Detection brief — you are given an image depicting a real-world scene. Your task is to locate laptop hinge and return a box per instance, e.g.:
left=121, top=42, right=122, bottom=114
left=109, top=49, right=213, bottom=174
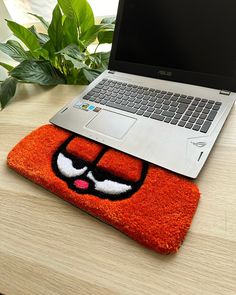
left=220, top=90, right=231, bottom=96
left=108, top=70, right=115, bottom=74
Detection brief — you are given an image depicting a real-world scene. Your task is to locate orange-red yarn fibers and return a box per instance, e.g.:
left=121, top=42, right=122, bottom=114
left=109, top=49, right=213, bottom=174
left=7, top=124, right=200, bottom=254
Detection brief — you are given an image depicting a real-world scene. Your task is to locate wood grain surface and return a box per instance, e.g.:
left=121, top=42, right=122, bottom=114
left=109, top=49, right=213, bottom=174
left=0, top=83, right=236, bottom=295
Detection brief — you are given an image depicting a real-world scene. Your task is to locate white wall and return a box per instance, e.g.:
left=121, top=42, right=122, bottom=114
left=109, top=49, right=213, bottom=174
left=3, top=0, right=119, bottom=24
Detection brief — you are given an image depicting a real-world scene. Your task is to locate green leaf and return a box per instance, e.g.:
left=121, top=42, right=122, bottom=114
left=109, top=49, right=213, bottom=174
left=58, top=0, right=94, bottom=34
left=80, top=25, right=104, bottom=47
left=0, top=62, right=14, bottom=71
left=6, top=20, right=41, bottom=56
left=98, top=30, right=114, bottom=44
left=57, top=44, right=85, bottom=61
left=62, top=16, right=78, bottom=47
left=0, top=40, right=34, bottom=62
left=89, top=52, right=110, bottom=69
left=101, top=17, right=116, bottom=24
left=10, top=60, right=65, bottom=85
left=28, top=12, right=49, bottom=30
left=0, top=77, right=17, bottom=109
left=28, top=26, right=50, bottom=46
left=61, top=54, right=87, bottom=70
left=48, top=4, right=64, bottom=51
left=58, top=0, right=75, bottom=19
left=79, top=68, right=101, bottom=84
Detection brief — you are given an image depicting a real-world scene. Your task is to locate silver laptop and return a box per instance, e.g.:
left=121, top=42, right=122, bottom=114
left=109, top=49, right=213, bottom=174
left=50, top=0, right=236, bottom=178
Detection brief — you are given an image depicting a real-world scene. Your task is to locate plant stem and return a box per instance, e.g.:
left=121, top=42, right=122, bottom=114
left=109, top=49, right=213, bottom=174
left=94, top=43, right=100, bottom=53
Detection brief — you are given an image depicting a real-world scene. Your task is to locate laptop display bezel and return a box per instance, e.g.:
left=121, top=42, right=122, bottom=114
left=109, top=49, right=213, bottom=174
left=109, top=0, right=236, bottom=92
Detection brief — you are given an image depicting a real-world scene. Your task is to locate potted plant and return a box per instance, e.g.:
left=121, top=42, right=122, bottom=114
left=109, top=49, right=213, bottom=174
left=0, top=0, right=115, bottom=109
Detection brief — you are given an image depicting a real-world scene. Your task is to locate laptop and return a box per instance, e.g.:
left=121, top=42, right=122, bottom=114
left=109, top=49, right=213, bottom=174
left=50, top=0, right=236, bottom=178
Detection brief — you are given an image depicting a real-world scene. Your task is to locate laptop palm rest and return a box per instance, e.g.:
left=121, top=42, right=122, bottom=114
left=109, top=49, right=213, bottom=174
left=86, top=110, right=136, bottom=139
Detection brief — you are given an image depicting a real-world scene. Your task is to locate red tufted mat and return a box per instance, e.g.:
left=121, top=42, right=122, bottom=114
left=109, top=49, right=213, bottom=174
left=7, top=124, right=200, bottom=254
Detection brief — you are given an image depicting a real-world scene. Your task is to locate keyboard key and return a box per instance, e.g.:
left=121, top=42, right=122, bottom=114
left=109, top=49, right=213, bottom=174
left=157, top=94, right=165, bottom=98
left=185, top=122, right=193, bottom=129
left=182, top=115, right=189, bottom=121
left=141, top=105, right=148, bottom=111
left=199, top=102, right=206, bottom=107
left=100, top=99, right=108, bottom=105
left=162, top=105, right=169, bottom=111
left=213, top=104, right=220, bottom=111
left=175, top=114, right=182, bottom=119
left=163, top=100, right=171, bottom=105
left=188, top=105, right=196, bottom=111
left=148, top=102, right=155, bottom=107
left=207, top=110, right=217, bottom=121
left=155, top=103, right=162, bottom=109
left=128, top=102, right=134, bottom=107
left=162, top=110, right=175, bottom=117
left=154, top=109, right=162, bottom=114
left=185, top=110, right=193, bottom=116
left=192, top=100, right=199, bottom=106
left=148, top=107, right=155, bottom=112
left=83, top=95, right=90, bottom=100
left=163, top=95, right=171, bottom=100
left=143, top=111, right=152, bottom=117
left=200, top=121, right=211, bottom=133
left=106, top=102, right=137, bottom=113
left=205, top=103, right=213, bottom=109
left=128, top=97, right=135, bottom=102
left=149, top=97, right=157, bottom=102
left=150, top=114, right=165, bottom=121
left=164, top=117, right=171, bottom=123
left=178, top=97, right=191, bottom=104
left=177, top=104, right=188, bottom=114
left=170, top=101, right=178, bottom=107
left=199, top=113, right=207, bottom=119
left=170, top=96, right=178, bottom=101
left=137, top=110, right=144, bottom=115
left=196, top=107, right=203, bottom=113
left=157, top=98, right=164, bottom=104
left=178, top=121, right=186, bottom=127
left=196, top=119, right=204, bottom=125
left=169, top=106, right=177, bottom=112
left=215, top=101, right=222, bottom=105
left=202, top=108, right=210, bottom=114
left=171, top=118, right=178, bottom=125
left=192, top=112, right=200, bottom=117
left=189, top=117, right=196, bottom=123
left=193, top=124, right=201, bottom=131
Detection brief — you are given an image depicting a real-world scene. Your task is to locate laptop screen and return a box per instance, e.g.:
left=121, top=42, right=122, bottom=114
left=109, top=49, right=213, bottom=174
left=109, top=0, right=236, bottom=91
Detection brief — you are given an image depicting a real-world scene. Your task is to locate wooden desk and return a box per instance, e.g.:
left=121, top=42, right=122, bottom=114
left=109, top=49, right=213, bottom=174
left=0, top=83, right=236, bottom=295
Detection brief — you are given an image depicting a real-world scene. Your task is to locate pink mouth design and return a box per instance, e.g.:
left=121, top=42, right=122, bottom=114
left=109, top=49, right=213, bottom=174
left=74, top=179, right=89, bottom=190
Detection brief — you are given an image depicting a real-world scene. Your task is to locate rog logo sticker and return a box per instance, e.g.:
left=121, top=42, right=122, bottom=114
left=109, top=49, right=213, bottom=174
left=52, top=136, right=148, bottom=201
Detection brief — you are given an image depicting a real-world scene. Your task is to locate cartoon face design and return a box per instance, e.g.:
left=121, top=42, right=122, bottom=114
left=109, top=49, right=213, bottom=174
left=52, top=136, right=148, bottom=200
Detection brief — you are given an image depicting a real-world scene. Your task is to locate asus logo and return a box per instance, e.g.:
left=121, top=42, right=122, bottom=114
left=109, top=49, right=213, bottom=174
left=158, top=70, right=172, bottom=77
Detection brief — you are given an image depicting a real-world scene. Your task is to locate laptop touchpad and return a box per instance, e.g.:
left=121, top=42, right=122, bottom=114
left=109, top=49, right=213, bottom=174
left=86, top=110, right=136, bottom=139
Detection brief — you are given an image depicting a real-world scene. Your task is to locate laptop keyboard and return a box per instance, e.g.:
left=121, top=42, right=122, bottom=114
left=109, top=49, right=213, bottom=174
left=79, top=78, right=222, bottom=133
